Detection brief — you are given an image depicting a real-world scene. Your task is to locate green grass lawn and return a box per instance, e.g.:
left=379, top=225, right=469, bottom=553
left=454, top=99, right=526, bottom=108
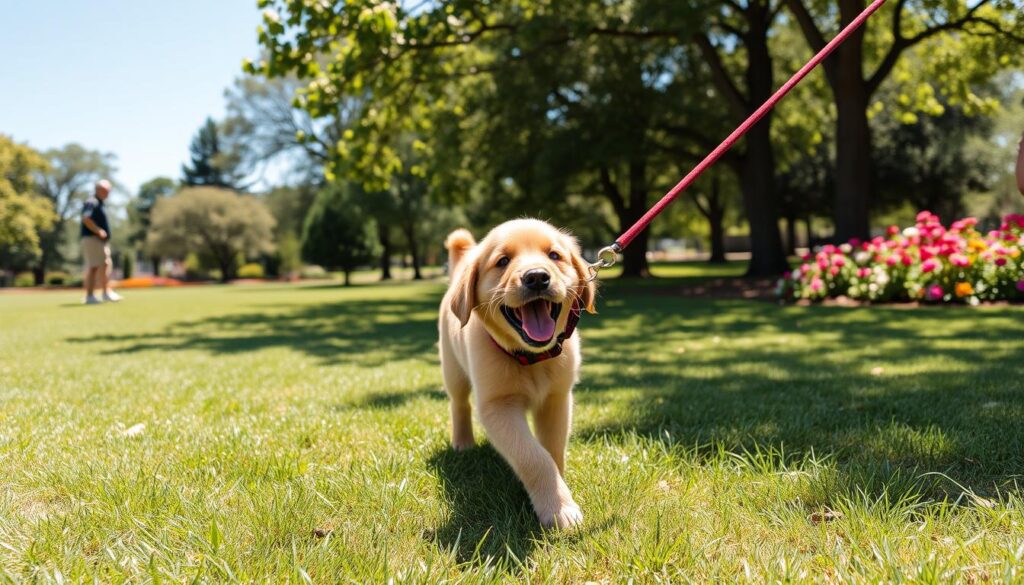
left=2, top=274, right=1023, bottom=582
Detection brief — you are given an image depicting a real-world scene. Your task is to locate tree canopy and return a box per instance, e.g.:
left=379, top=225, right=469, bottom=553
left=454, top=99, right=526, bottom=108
left=0, top=136, right=55, bottom=263
left=147, top=187, right=275, bottom=282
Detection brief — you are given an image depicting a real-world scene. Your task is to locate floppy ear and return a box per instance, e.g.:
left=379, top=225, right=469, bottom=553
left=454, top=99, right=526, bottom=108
left=569, top=246, right=597, bottom=314
left=449, top=257, right=479, bottom=327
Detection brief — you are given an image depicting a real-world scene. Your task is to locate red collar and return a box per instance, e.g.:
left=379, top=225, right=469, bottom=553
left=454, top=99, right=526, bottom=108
left=488, top=300, right=582, bottom=365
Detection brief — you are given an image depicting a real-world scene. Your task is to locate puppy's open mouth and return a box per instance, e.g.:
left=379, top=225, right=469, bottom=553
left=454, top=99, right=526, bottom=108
left=501, top=299, right=562, bottom=347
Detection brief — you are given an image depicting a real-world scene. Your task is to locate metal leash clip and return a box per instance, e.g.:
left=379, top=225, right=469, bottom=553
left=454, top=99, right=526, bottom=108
left=586, top=244, right=620, bottom=282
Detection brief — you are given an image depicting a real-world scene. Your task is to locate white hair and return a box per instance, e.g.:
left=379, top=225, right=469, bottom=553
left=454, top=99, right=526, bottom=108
left=95, top=179, right=112, bottom=191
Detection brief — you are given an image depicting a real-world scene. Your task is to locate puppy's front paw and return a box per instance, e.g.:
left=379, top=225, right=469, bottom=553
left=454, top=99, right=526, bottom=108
left=538, top=500, right=583, bottom=530
left=451, top=436, right=475, bottom=451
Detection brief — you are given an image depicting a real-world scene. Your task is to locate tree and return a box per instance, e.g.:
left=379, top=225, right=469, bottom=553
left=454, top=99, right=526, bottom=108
left=873, top=103, right=995, bottom=221
left=36, top=144, right=117, bottom=284
left=784, top=0, right=1023, bottom=240
left=252, top=0, right=818, bottom=276
left=147, top=187, right=275, bottom=282
left=128, top=177, right=176, bottom=275
left=0, top=136, right=55, bottom=271
left=221, top=75, right=352, bottom=185
left=181, top=118, right=247, bottom=189
left=301, top=184, right=378, bottom=286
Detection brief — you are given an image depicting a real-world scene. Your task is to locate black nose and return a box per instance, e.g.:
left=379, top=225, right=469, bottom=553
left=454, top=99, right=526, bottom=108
left=522, top=269, right=551, bottom=291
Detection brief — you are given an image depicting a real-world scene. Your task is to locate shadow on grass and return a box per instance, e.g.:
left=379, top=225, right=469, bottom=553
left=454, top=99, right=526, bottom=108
left=62, top=277, right=1024, bottom=562
left=65, top=292, right=443, bottom=366
left=576, top=287, right=1024, bottom=497
left=426, top=446, right=539, bottom=568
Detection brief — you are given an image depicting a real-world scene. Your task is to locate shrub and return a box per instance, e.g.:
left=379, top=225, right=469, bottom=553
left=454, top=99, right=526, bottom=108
left=299, top=265, right=327, bottom=279
left=14, top=272, right=35, bottom=287
left=782, top=212, right=1024, bottom=304
left=46, top=271, right=70, bottom=286
left=237, top=262, right=265, bottom=279
left=122, top=254, right=134, bottom=279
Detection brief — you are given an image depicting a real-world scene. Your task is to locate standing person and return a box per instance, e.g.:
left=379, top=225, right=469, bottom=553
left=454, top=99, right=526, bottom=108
left=81, top=180, right=123, bottom=304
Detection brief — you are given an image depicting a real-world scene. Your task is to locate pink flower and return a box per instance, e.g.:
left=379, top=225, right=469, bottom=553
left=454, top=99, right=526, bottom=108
left=886, top=256, right=898, bottom=267
left=829, top=266, right=840, bottom=276
left=927, top=285, right=944, bottom=301
left=1017, top=280, right=1024, bottom=293
left=995, top=257, right=1007, bottom=267
left=810, top=278, right=823, bottom=292
left=832, top=255, right=846, bottom=267
left=857, top=268, right=871, bottom=278
left=950, top=254, right=970, bottom=268
left=902, top=255, right=913, bottom=267
left=887, top=225, right=900, bottom=236
left=921, top=259, right=939, bottom=273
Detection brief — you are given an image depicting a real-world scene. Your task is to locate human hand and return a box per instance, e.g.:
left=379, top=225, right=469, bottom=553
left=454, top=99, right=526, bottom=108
left=98, top=229, right=108, bottom=240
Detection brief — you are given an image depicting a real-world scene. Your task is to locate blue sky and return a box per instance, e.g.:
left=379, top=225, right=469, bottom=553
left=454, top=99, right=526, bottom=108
left=0, top=0, right=263, bottom=196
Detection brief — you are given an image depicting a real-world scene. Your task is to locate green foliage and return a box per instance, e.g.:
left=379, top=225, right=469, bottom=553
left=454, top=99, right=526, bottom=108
left=0, top=135, right=56, bottom=262
left=298, top=264, right=327, bottom=279
left=301, top=184, right=378, bottom=285
left=45, top=271, right=70, bottom=286
left=148, top=187, right=276, bottom=282
left=13, top=271, right=34, bottom=287
left=181, top=118, right=247, bottom=190
left=128, top=177, right=176, bottom=247
left=122, top=254, right=134, bottom=280
left=237, top=262, right=266, bottom=279
left=275, top=231, right=303, bottom=276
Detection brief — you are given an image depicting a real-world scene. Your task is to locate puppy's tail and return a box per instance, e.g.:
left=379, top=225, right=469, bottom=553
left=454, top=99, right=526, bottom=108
left=445, top=229, right=476, bottom=274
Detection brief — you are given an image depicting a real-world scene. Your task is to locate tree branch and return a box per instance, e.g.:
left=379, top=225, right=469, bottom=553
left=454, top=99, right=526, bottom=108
left=692, top=33, right=749, bottom=120
left=599, top=165, right=626, bottom=215
left=783, top=0, right=837, bottom=89
left=867, top=0, right=1000, bottom=94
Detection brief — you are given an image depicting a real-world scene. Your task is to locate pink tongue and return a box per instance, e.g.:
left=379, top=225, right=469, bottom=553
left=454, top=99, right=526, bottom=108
left=520, top=301, right=555, bottom=342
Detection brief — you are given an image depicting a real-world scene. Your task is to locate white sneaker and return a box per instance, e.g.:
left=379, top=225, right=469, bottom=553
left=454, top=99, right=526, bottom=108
left=84, top=295, right=102, bottom=305
left=103, top=291, right=123, bottom=302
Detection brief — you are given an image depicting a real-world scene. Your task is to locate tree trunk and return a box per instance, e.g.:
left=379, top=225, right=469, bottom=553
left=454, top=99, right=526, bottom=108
left=151, top=256, right=161, bottom=277
left=343, top=270, right=351, bottom=287
left=833, top=0, right=872, bottom=242
left=619, top=160, right=651, bottom=278
left=709, top=208, right=726, bottom=264
left=401, top=222, right=423, bottom=280
left=739, top=18, right=788, bottom=276
left=785, top=214, right=798, bottom=256
left=378, top=226, right=393, bottom=281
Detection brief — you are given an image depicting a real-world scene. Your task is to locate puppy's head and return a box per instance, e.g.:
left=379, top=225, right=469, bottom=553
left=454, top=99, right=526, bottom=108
left=451, top=219, right=596, bottom=351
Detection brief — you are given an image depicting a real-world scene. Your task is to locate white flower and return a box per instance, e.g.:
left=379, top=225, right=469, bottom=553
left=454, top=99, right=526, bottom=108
left=855, top=251, right=870, bottom=264
left=903, top=227, right=919, bottom=238
left=840, top=243, right=853, bottom=254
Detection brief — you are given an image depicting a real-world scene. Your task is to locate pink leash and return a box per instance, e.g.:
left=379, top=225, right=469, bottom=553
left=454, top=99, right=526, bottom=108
left=589, top=0, right=889, bottom=276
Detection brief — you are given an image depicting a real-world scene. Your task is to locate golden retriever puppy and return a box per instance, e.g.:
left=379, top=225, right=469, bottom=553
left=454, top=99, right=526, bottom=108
left=439, top=219, right=596, bottom=529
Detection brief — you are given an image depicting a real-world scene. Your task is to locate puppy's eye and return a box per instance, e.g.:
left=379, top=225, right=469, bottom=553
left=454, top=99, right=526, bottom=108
left=496, top=256, right=510, bottom=268
left=548, top=251, right=562, bottom=261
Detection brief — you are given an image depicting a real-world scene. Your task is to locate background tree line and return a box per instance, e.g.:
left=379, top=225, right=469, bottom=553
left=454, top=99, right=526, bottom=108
left=3, top=0, right=1022, bottom=286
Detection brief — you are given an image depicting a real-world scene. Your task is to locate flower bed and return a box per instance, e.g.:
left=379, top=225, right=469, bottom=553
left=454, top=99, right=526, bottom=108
left=116, top=276, right=184, bottom=289
left=783, top=212, right=1024, bottom=304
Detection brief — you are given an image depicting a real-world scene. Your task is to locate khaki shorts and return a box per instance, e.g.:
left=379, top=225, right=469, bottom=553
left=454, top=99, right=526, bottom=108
left=82, top=236, right=111, bottom=269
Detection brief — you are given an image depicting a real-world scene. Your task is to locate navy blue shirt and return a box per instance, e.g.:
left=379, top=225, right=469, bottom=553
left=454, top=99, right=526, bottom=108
left=81, top=198, right=110, bottom=238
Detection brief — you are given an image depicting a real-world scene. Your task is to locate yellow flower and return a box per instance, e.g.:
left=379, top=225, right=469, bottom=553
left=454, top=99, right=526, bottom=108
left=968, top=239, right=987, bottom=252
left=955, top=282, right=974, bottom=298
